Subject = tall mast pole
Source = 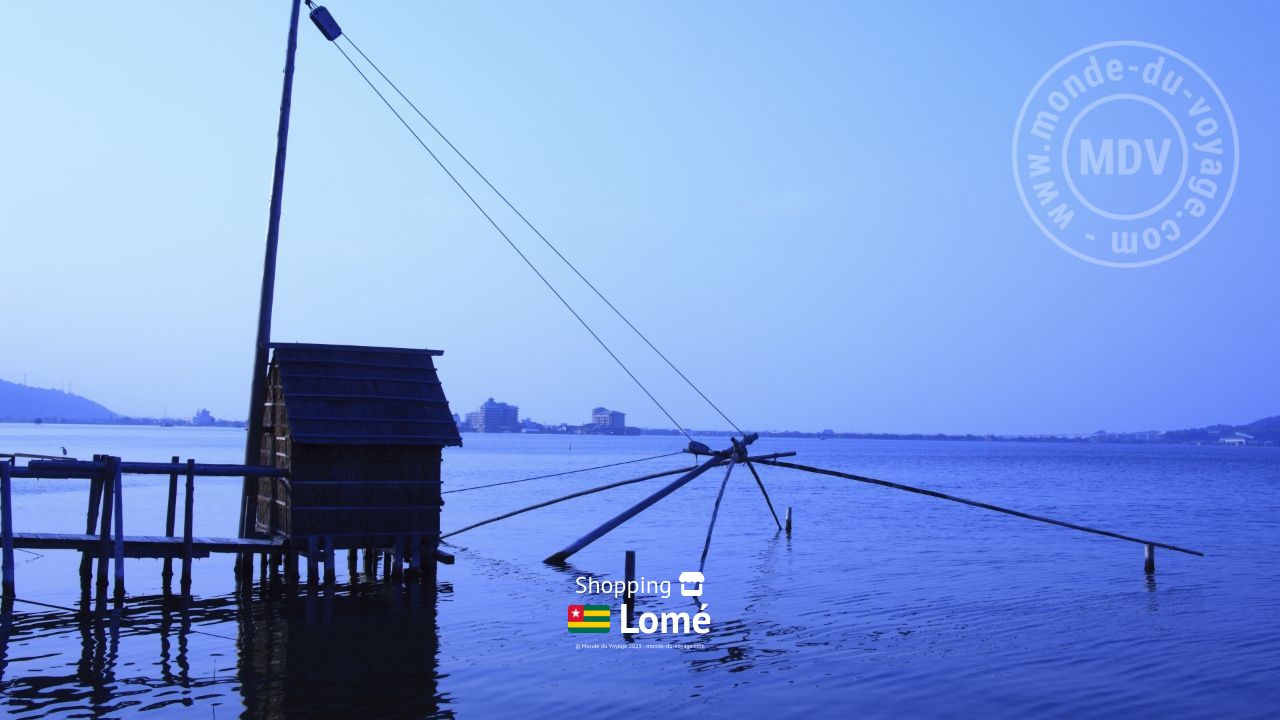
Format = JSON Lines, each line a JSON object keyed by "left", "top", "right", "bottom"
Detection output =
{"left": 240, "top": 0, "right": 304, "bottom": 543}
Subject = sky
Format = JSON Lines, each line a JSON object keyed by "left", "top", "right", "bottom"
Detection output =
{"left": 1, "top": 1, "right": 1276, "bottom": 435}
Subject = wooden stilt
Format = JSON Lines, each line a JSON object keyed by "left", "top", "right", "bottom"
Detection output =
{"left": 79, "top": 459, "right": 105, "bottom": 584}
{"left": 307, "top": 537, "right": 319, "bottom": 585}
{"left": 785, "top": 506, "right": 792, "bottom": 536}
{"left": 110, "top": 457, "right": 125, "bottom": 600}
{"left": 323, "top": 537, "right": 336, "bottom": 585}
{"left": 95, "top": 461, "right": 115, "bottom": 592}
{"left": 382, "top": 550, "right": 391, "bottom": 578}
{"left": 162, "top": 455, "right": 179, "bottom": 582}
{"left": 285, "top": 548, "right": 298, "bottom": 583}
{"left": 1144, "top": 544, "right": 1156, "bottom": 574}
{"left": 180, "top": 459, "right": 195, "bottom": 594}
{"left": 363, "top": 546, "right": 375, "bottom": 577}
{"left": 1, "top": 461, "right": 15, "bottom": 600}
{"left": 391, "top": 536, "right": 404, "bottom": 582}
{"left": 407, "top": 535, "right": 422, "bottom": 581}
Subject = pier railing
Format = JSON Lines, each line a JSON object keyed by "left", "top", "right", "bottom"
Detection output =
{"left": 0, "top": 455, "right": 287, "bottom": 600}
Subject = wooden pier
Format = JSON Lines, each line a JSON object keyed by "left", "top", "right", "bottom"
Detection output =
{"left": 1, "top": 455, "right": 288, "bottom": 600}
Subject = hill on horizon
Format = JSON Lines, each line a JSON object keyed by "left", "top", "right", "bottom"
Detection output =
{"left": 0, "top": 378, "right": 117, "bottom": 422}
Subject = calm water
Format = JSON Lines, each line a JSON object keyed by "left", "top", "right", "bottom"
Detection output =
{"left": 0, "top": 425, "right": 1276, "bottom": 718}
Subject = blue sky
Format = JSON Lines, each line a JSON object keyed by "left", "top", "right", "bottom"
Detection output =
{"left": 1, "top": 1, "right": 1276, "bottom": 434}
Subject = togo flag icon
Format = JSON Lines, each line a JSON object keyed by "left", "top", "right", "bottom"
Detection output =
{"left": 567, "top": 604, "right": 610, "bottom": 633}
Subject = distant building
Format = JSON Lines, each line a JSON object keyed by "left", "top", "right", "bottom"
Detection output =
{"left": 465, "top": 398, "right": 521, "bottom": 433}
{"left": 588, "top": 406, "right": 626, "bottom": 434}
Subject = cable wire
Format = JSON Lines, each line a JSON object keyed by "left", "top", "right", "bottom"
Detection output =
{"left": 338, "top": 33, "right": 744, "bottom": 436}
{"left": 443, "top": 451, "right": 683, "bottom": 494}
{"left": 329, "top": 40, "right": 692, "bottom": 441}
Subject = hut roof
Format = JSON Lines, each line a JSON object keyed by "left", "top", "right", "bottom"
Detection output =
{"left": 270, "top": 343, "right": 462, "bottom": 447}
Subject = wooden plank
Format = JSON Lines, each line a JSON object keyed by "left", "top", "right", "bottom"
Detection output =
{"left": 10, "top": 532, "right": 278, "bottom": 555}
{"left": 14, "top": 461, "right": 287, "bottom": 479}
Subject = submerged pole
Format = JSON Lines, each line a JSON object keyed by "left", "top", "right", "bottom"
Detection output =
{"left": 1144, "top": 544, "right": 1156, "bottom": 574}
{"left": 240, "top": 0, "right": 305, "bottom": 544}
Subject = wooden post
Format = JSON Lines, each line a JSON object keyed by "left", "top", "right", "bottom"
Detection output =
{"left": 391, "top": 536, "right": 404, "bottom": 582}
{"left": 408, "top": 535, "right": 422, "bottom": 581}
{"left": 162, "top": 455, "right": 179, "bottom": 582}
{"left": 1144, "top": 543, "right": 1156, "bottom": 574}
{"left": 363, "top": 546, "right": 375, "bottom": 577}
{"left": 95, "top": 460, "right": 115, "bottom": 592}
{"left": 1, "top": 461, "right": 15, "bottom": 600}
{"left": 284, "top": 548, "right": 298, "bottom": 583}
{"left": 180, "top": 459, "right": 195, "bottom": 593}
{"left": 785, "top": 506, "right": 792, "bottom": 536}
{"left": 347, "top": 548, "right": 357, "bottom": 581}
{"left": 307, "top": 537, "right": 318, "bottom": 585}
{"left": 240, "top": 0, "right": 304, "bottom": 543}
{"left": 110, "top": 457, "right": 125, "bottom": 599}
{"left": 382, "top": 550, "right": 391, "bottom": 578}
{"left": 79, "top": 457, "right": 105, "bottom": 583}
{"left": 623, "top": 550, "right": 636, "bottom": 611}
{"left": 323, "top": 537, "right": 336, "bottom": 585}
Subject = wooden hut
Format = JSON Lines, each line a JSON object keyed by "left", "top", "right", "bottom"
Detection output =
{"left": 248, "top": 343, "right": 461, "bottom": 569}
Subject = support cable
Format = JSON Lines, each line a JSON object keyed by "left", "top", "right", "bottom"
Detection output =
{"left": 443, "top": 451, "right": 684, "bottom": 494}
{"left": 339, "top": 32, "right": 745, "bottom": 436}
{"left": 329, "top": 40, "right": 692, "bottom": 441}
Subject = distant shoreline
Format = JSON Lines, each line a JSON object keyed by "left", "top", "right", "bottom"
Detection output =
{"left": 5, "top": 417, "right": 1270, "bottom": 447}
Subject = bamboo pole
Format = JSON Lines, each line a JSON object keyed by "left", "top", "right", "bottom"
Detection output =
{"left": 442, "top": 453, "right": 795, "bottom": 542}
{"left": 442, "top": 464, "right": 703, "bottom": 540}
{"left": 544, "top": 453, "right": 727, "bottom": 565}
{"left": 241, "top": 0, "right": 304, "bottom": 544}
{"left": 743, "top": 460, "right": 782, "bottom": 530}
{"left": 757, "top": 459, "right": 1204, "bottom": 557}
{"left": 697, "top": 461, "right": 737, "bottom": 573}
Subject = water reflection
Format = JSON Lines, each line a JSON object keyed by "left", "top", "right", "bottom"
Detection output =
{"left": 238, "top": 582, "right": 449, "bottom": 719}
{"left": 0, "top": 580, "right": 449, "bottom": 719}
